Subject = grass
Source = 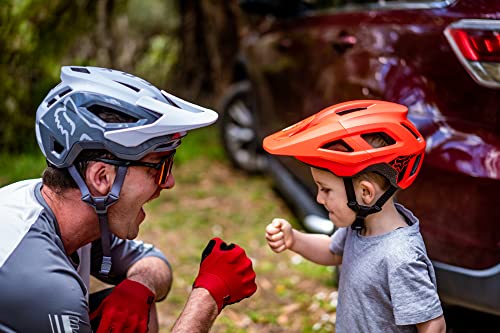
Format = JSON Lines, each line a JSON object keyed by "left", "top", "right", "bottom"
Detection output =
{"left": 0, "top": 152, "right": 46, "bottom": 186}
{"left": 1, "top": 126, "right": 338, "bottom": 332}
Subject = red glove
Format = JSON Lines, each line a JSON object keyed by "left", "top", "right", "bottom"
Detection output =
{"left": 193, "top": 237, "right": 257, "bottom": 313}
{"left": 89, "top": 279, "right": 155, "bottom": 333}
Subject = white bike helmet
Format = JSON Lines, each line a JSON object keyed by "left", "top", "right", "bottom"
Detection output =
{"left": 36, "top": 66, "right": 218, "bottom": 276}
{"left": 36, "top": 66, "right": 218, "bottom": 167}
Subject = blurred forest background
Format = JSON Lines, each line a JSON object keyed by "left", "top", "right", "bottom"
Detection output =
{"left": 1, "top": 0, "right": 242, "bottom": 153}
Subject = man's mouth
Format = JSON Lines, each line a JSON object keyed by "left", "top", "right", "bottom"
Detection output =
{"left": 148, "top": 189, "right": 162, "bottom": 203}
{"left": 138, "top": 207, "right": 146, "bottom": 223}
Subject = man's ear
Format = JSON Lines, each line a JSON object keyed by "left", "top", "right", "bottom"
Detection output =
{"left": 356, "top": 180, "right": 377, "bottom": 205}
{"left": 85, "top": 162, "right": 115, "bottom": 195}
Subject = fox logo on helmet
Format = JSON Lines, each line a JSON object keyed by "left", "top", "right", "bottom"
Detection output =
{"left": 54, "top": 98, "right": 77, "bottom": 152}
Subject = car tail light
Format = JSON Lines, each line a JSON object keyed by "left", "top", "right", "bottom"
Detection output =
{"left": 445, "top": 19, "right": 500, "bottom": 89}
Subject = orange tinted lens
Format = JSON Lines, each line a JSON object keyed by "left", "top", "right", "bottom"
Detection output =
{"left": 156, "top": 155, "right": 174, "bottom": 186}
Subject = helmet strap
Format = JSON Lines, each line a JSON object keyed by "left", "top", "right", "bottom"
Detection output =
{"left": 343, "top": 178, "right": 397, "bottom": 231}
{"left": 67, "top": 164, "right": 128, "bottom": 277}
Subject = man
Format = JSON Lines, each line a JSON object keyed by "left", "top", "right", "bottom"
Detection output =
{"left": 0, "top": 66, "right": 257, "bottom": 333}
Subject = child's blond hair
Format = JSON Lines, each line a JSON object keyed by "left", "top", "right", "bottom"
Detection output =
{"left": 324, "top": 133, "right": 392, "bottom": 191}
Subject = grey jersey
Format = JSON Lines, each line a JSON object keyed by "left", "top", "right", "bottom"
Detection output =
{"left": 330, "top": 204, "right": 443, "bottom": 333}
{"left": 0, "top": 179, "right": 169, "bottom": 333}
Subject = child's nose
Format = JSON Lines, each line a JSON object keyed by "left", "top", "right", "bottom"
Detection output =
{"left": 316, "top": 191, "right": 324, "bottom": 204}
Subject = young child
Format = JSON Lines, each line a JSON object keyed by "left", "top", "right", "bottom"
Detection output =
{"left": 264, "top": 100, "right": 446, "bottom": 332}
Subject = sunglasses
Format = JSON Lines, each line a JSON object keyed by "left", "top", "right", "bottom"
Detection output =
{"left": 94, "top": 150, "right": 175, "bottom": 186}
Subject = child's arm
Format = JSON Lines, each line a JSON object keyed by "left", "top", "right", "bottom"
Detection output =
{"left": 265, "top": 218, "right": 342, "bottom": 266}
{"left": 416, "top": 315, "right": 446, "bottom": 333}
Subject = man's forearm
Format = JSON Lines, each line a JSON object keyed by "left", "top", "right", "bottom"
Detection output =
{"left": 127, "top": 256, "right": 172, "bottom": 301}
{"left": 172, "top": 288, "right": 218, "bottom": 333}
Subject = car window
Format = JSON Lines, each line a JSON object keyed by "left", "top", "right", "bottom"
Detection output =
{"left": 304, "top": 0, "right": 455, "bottom": 10}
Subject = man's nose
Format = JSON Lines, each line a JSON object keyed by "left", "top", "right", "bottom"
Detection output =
{"left": 160, "top": 173, "right": 175, "bottom": 189}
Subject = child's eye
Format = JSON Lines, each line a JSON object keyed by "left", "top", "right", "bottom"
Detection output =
{"left": 320, "top": 188, "right": 330, "bottom": 193}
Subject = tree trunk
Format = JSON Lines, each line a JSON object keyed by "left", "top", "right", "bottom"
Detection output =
{"left": 175, "top": 0, "right": 241, "bottom": 104}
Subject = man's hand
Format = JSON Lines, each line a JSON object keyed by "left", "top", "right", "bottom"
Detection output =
{"left": 265, "top": 218, "right": 294, "bottom": 253}
{"left": 89, "top": 279, "right": 155, "bottom": 333}
{"left": 193, "top": 237, "right": 257, "bottom": 313}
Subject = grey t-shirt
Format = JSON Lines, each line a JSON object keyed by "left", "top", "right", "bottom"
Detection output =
{"left": 0, "top": 179, "right": 169, "bottom": 333}
{"left": 330, "top": 204, "right": 443, "bottom": 333}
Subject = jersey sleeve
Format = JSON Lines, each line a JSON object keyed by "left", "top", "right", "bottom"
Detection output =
{"left": 33, "top": 269, "right": 93, "bottom": 333}
{"left": 90, "top": 236, "right": 170, "bottom": 285}
{"left": 389, "top": 253, "right": 443, "bottom": 325}
{"left": 329, "top": 227, "right": 347, "bottom": 255}
{"left": 0, "top": 227, "right": 92, "bottom": 333}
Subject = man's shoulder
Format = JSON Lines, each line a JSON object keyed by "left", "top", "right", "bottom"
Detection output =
{"left": 0, "top": 220, "right": 89, "bottom": 323}
{"left": 0, "top": 180, "right": 90, "bottom": 332}
{"left": 1, "top": 215, "right": 79, "bottom": 285}
{"left": 0, "top": 178, "right": 41, "bottom": 194}
{"left": 0, "top": 179, "right": 51, "bottom": 267}
{"left": 0, "top": 179, "right": 44, "bottom": 220}
{"left": 0, "top": 244, "right": 91, "bottom": 333}
{"left": 0, "top": 178, "right": 79, "bottom": 293}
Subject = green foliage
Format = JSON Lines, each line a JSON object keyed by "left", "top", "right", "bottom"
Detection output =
{"left": 126, "top": 0, "right": 181, "bottom": 87}
{"left": 1, "top": 0, "right": 181, "bottom": 154}
{"left": 0, "top": 152, "right": 46, "bottom": 186}
{"left": 175, "top": 126, "right": 225, "bottom": 166}
{"left": 127, "top": 0, "right": 178, "bottom": 33}
{"left": 136, "top": 35, "right": 180, "bottom": 89}
{"left": 0, "top": 0, "right": 98, "bottom": 153}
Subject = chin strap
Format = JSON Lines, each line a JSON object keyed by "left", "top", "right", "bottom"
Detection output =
{"left": 68, "top": 165, "right": 128, "bottom": 277}
{"left": 343, "top": 178, "right": 398, "bottom": 231}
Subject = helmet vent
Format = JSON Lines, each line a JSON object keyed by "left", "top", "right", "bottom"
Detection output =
{"left": 87, "top": 104, "right": 139, "bottom": 123}
{"left": 321, "top": 140, "right": 354, "bottom": 152}
{"left": 401, "top": 123, "right": 420, "bottom": 140}
{"left": 361, "top": 132, "right": 395, "bottom": 148}
{"left": 410, "top": 153, "right": 422, "bottom": 176}
{"left": 47, "top": 97, "right": 58, "bottom": 108}
{"left": 52, "top": 139, "right": 65, "bottom": 155}
{"left": 155, "top": 141, "right": 180, "bottom": 151}
{"left": 58, "top": 88, "right": 72, "bottom": 98}
{"left": 162, "top": 93, "right": 180, "bottom": 107}
{"left": 70, "top": 67, "right": 90, "bottom": 74}
{"left": 114, "top": 80, "right": 140, "bottom": 92}
{"left": 337, "top": 107, "right": 367, "bottom": 116}
{"left": 46, "top": 89, "right": 73, "bottom": 108}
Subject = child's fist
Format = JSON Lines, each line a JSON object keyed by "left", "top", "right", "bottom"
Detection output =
{"left": 265, "top": 218, "right": 294, "bottom": 253}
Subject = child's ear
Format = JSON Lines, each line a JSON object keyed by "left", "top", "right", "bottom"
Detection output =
{"left": 356, "top": 180, "right": 377, "bottom": 205}
{"left": 85, "top": 162, "right": 115, "bottom": 195}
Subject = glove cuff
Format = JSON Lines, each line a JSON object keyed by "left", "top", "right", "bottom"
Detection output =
{"left": 193, "top": 272, "right": 230, "bottom": 313}
{"left": 118, "top": 279, "right": 155, "bottom": 305}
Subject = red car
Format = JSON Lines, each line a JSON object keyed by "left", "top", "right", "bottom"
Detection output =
{"left": 220, "top": 0, "right": 500, "bottom": 317}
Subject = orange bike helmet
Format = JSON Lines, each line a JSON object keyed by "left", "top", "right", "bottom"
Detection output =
{"left": 263, "top": 100, "right": 425, "bottom": 189}
{"left": 263, "top": 100, "right": 426, "bottom": 230}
